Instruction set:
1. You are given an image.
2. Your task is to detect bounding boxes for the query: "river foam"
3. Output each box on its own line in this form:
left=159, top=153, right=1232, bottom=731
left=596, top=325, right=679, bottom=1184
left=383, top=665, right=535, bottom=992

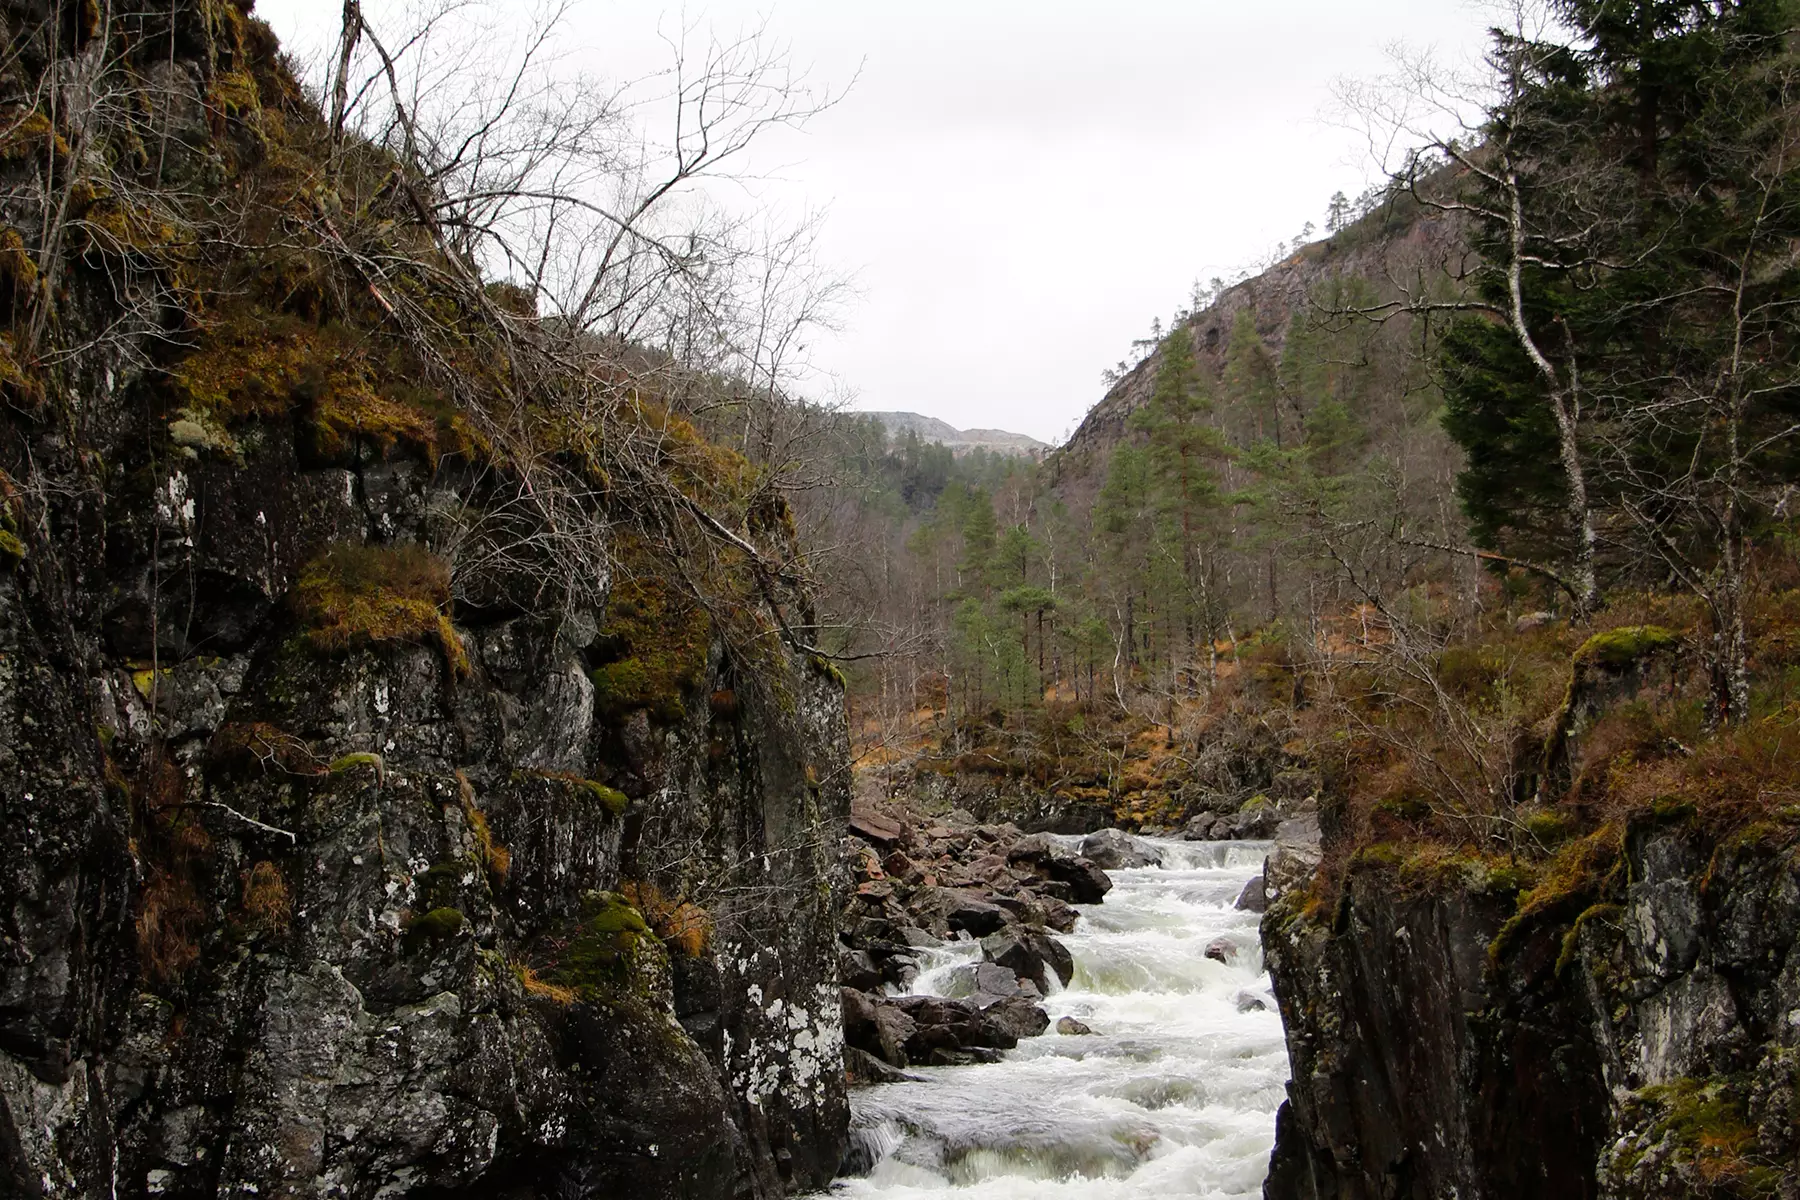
left=826, top=837, right=1289, bottom=1198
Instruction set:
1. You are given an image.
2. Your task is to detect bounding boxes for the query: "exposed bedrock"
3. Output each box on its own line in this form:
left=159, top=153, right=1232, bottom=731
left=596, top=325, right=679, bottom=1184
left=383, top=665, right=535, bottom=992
left=1263, top=817, right=1800, bottom=1200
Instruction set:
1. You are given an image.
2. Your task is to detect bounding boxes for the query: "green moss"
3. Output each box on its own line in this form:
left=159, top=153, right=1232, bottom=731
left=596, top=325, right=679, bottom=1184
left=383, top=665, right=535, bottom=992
left=169, top=307, right=445, bottom=463
left=1556, top=903, right=1622, bottom=975
left=589, top=562, right=709, bottom=725
left=1522, top=808, right=1576, bottom=846
left=405, top=906, right=464, bottom=946
left=1611, top=1076, right=1782, bottom=1196
left=807, top=654, right=848, bottom=689
left=414, top=860, right=470, bottom=911
left=1349, top=842, right=1406, bottom=872
left=1375, top=794, right=1431, bottom=821
left=1490, top=824, right=1623, bottom=963
left=1574, top=624, right=1679, bottom=668
left=0, top=528, right=24, bottom=561
left=329, top=751, right=385, bottom=777
left=1650, top=794, right=1699, bottom=824
left=544, top=891, right=658, bottom=997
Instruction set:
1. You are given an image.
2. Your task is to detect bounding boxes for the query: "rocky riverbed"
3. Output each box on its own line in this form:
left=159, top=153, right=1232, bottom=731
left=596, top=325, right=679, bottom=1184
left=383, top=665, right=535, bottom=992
left=829, top=801, right=1287, bottom=1195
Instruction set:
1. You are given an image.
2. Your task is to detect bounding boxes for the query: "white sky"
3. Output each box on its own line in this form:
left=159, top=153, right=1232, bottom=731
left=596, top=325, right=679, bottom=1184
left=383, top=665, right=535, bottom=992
left=254, top=1, right=1497, bottom=445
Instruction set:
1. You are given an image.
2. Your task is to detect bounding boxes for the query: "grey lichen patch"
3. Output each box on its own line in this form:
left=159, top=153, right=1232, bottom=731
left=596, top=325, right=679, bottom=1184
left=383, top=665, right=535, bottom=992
left=168, top=406, right=243, bottom=461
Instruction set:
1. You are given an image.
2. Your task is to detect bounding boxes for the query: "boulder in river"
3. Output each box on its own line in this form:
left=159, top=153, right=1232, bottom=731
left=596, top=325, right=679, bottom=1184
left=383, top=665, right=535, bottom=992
left=944, top=961, right=1022, bottom=1003
left=1056, top=1016, right=1094, bottom=1036
left=943, top=889, right=1009, bottom=936
left=1205, top=937, right=1237, bottom=964
left=1234, top=874, right=1268, bottom=914
left=1079, top=829, right=1164, bottom=869
left=839, top=945, right=885, bottom=992
left=845, top=1046, right=920, bottom=1085
left=841, top=988, right=918, bottom=1068
left=1006, top=834, right=1114, bottom=904
left=895, top=996, right=1006, bottom=1059
left=980, top=995, right=1051, bottom=1042
left=982, top=929, right=1074, bottom=992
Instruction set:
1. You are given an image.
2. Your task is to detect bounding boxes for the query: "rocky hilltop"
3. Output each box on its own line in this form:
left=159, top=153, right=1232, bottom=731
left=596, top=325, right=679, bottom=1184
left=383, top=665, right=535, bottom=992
left=0, top=3, right=848, bottom=1197
left=861, top=411, right=1049, bottom=458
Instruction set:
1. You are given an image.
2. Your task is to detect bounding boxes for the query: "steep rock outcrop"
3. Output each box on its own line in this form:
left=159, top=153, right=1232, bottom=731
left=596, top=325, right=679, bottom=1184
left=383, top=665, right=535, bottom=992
left=0, top=4, right=850, bottom=1197
left=1263, top=817, right=1800, bottom=1200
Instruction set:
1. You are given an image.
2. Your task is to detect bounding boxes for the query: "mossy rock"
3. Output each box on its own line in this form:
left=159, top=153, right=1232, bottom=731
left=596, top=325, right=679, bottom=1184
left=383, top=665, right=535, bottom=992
left=0, top=527, right=25, bottom=562
left=1375, top=794, right=1431, bottom=821
left=1349, top=843, right=1405, bottom=872
left=1574, top=625, right=1679, bottom=669
left=1606, top=1075, right=1781, bottom=1194
left=576, top=780, right=630, bottom=818
left=1522, top=808, right=1576, bottom=846
left=414, top=860, right=472, bottom=911
left=329, top=751, right=385, bottom=777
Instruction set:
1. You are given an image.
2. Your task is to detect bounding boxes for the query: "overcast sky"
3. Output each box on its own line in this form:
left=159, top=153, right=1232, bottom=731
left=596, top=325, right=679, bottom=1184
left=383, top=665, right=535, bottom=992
left=255, top=1, right=1496, bottom=445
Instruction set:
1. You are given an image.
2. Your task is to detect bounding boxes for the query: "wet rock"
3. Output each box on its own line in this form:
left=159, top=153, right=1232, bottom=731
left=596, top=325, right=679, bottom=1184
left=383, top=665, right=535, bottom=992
left=1182, top=812, right=1226, bottom=841
left=839, top=946, right=885, bottom=993
left=1006, top=835, right=1113, bottom=905
left=893, top=995, right=1019, bottom=1055
left=841, top=989, right=916, bottom=1068
left=1204, top=937, right=1236, bottom=964
left=1234, top=874, right=1268, bottom=913
left=926, top=1046, right=1004, bottom=1067
left=982, top=929, right=1075, bottom=992
left=1056, top=1016, right=1093, bottom=1036
left=1079, top=828, right=1165, bottom=869
left=844, top=1046, right=918, bottom=1085
left=942, top=889, right=1008, bottom=937
left=979, top=995, right=1050, bottom=1042
left=943, top=961, right=1021, bottom=1003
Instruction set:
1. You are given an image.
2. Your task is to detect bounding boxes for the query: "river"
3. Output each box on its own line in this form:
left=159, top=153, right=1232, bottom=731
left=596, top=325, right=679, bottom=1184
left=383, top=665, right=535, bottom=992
left=826, top=837, right=1289, bottom=1198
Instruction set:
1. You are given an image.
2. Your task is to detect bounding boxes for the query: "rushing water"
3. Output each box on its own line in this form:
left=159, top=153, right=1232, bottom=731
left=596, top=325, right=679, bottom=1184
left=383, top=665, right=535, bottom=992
left=826, top=837, right=1289, bottom=1199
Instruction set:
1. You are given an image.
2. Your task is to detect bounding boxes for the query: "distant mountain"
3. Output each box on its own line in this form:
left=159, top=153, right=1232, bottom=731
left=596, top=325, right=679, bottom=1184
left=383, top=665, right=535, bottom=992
left=861, top=411, right=1050, bottom=458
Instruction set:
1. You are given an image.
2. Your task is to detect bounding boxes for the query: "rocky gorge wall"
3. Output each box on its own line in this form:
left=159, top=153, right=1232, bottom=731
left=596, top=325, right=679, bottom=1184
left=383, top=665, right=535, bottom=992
left=1261, top=790, right=1800, bottom=1199
left=0, top=4, right=850, bottom=1197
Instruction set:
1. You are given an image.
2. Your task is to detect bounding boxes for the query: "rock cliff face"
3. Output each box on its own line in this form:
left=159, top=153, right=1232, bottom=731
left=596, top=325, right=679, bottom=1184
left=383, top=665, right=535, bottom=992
left=0, top=4, right=849, bottom=1197
left=1262, top=806, right=1800, bottom=1198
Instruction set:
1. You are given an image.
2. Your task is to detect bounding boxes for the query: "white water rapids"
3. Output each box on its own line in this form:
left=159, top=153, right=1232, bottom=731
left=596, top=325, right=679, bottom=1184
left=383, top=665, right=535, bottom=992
left=825, top=837, right=1289, bottom=1199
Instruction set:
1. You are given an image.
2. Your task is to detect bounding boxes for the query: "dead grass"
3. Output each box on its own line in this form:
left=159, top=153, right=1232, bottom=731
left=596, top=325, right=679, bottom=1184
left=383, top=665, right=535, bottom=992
left=620, top=880, right=712, bottom=958
left=240, top=860, right=291, bottom=933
